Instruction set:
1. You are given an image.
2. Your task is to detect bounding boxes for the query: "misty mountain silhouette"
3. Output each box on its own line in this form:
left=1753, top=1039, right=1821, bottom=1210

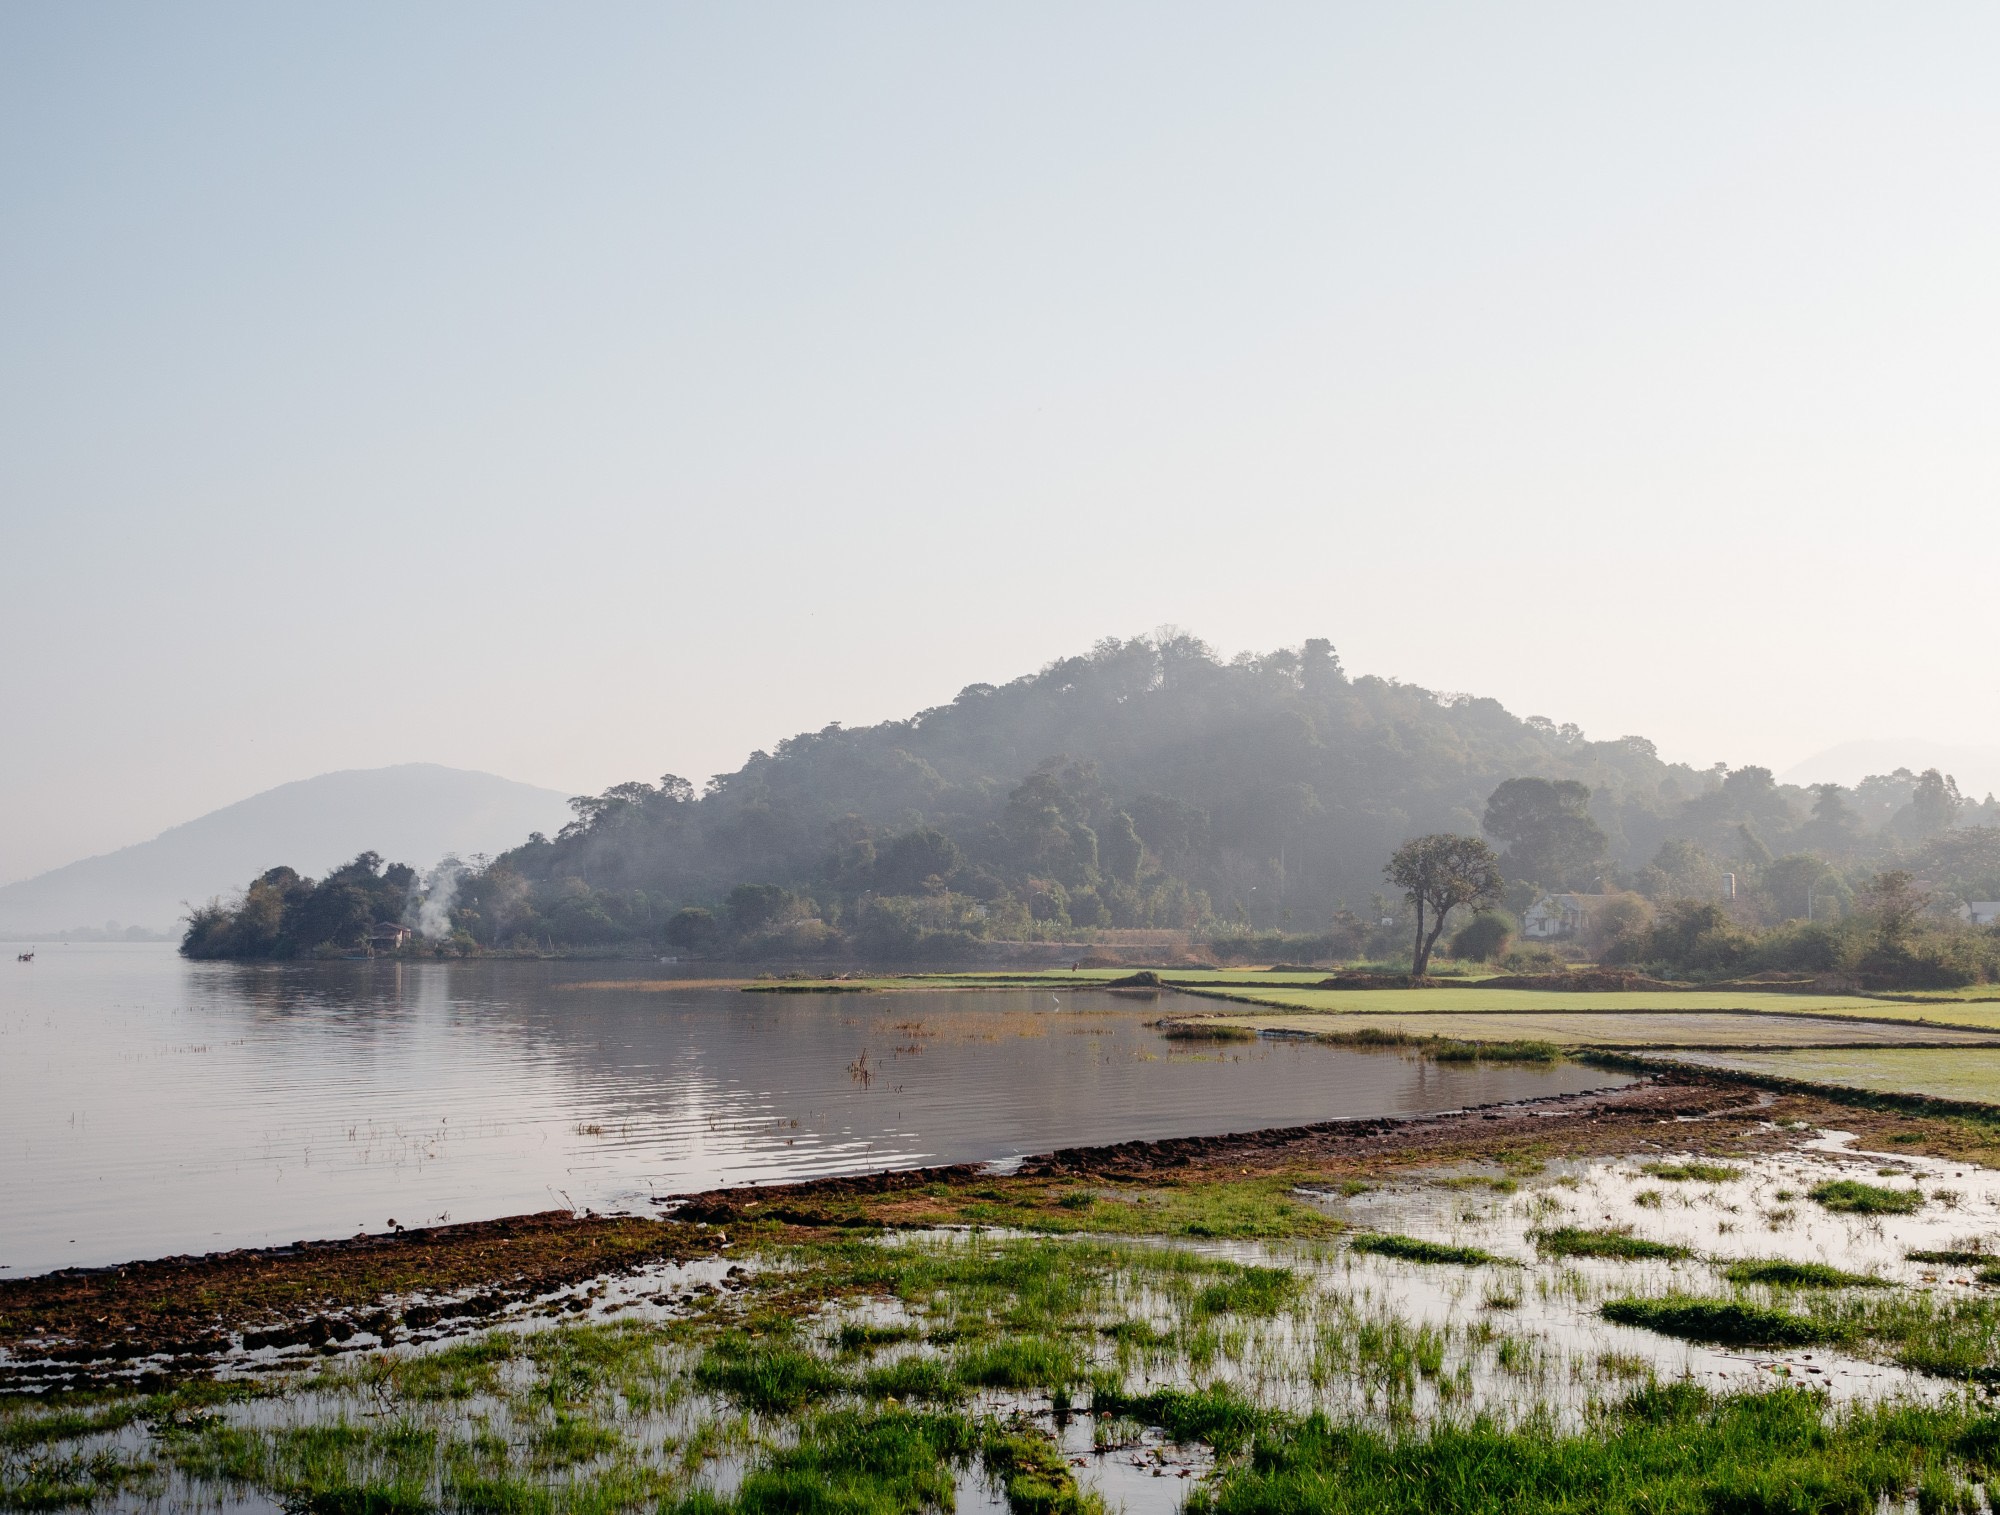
left=0, top=765, right=571, bottom=937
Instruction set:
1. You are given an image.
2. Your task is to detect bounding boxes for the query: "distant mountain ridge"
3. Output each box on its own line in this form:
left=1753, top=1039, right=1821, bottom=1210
left=1783, top=741, right=2000, bottom=801
left=0, top=765, right=572, bottom=937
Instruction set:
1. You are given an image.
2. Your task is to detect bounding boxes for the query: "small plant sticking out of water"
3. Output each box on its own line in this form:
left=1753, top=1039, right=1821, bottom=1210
left=1481, top=1287, right=1522, bottom=1310
left=1633, top=1190, right=1664, bottom=1210
left=1349, top=1233, right=1506, bottom=1267
left=1722, top=1260, right=1891, bottom=1289
left=1600, top=1295, right=1829, bottom=1347
left=1810, top=1179, right=1923, bottom=1215
left=1531, top=1227, right=1692, bottom=1261
left=1639, top=1162, right=1741, bottom=1183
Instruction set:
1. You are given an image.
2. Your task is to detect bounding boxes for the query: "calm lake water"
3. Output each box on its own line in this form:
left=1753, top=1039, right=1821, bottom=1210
left=0, top=945, right=1628, bottom=1275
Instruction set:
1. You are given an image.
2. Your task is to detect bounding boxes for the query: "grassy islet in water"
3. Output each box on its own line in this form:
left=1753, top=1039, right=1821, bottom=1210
left=1810, top=1179, right=1925, bottom=1215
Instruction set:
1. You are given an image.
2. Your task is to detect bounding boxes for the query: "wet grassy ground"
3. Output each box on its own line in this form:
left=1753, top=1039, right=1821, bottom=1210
left=8, top=1075, right=2000, bottom=1512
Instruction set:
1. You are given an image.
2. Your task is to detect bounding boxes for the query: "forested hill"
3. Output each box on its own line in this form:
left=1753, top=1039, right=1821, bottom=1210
left=183, top=633, right=2000, bottom=960
left=445, top=634, right=1787, bottom=950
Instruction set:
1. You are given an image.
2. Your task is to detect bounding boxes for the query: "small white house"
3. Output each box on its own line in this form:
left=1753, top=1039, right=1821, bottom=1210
left=1521, top=893, right=1620, bottom=940
left=1968, top=902, right=2000, bottom=927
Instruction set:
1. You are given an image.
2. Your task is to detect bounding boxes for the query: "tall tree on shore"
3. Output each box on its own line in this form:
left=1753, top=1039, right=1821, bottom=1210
left=1385, top=834, right=1504, bottom=976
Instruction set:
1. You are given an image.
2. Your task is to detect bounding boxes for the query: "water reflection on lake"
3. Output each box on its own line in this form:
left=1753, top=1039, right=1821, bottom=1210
left=0, top=946, right=1628, bottom=1274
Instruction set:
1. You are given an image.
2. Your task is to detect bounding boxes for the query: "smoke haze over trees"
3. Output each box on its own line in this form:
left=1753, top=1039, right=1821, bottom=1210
left=180, top=633, right=2000, bottom=966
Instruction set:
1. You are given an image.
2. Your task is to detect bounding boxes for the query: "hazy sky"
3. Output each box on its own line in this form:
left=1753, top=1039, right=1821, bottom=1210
left=5, top=3, right=1999, bottom=885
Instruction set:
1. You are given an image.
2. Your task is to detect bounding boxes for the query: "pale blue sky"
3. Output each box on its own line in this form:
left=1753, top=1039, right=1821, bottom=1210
left=5, top=3, right=1999, bottom=882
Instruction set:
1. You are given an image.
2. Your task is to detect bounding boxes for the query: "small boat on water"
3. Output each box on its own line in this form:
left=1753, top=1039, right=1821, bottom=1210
left=15, top=951, right=33, bottom=963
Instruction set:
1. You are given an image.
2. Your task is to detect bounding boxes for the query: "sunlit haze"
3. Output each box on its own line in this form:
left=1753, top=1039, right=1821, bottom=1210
left=5, top=3, right=1998, bottom=883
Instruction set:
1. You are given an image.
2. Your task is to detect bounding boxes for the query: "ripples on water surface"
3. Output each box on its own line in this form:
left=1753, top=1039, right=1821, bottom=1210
left=1, top=945, right=1627, bottom=1273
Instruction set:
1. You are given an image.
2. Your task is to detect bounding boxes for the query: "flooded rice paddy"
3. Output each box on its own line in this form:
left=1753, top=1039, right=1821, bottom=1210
left=0, top=947, right=1626, bottom=1274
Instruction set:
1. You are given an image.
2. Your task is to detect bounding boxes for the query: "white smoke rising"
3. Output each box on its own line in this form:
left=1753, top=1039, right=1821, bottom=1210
left=404, top=856, right=467, bottom=940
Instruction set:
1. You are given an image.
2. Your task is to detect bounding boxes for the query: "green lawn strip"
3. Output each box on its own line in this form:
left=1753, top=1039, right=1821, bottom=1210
left=1178, top=984, right=1925, bottom=1016
left=1183, top=1387, right=1998, bottom=1515
left=1348, top=1233, right=1507, bottom=1267
left=1633, top=1047, right=2000, bottom=1114
left=1810, top=1179, right=1924, bottom=1215
left=1530, top=1227, right=1692, bottom=1261
left=1722, top=1260, right=1890, bottom=1289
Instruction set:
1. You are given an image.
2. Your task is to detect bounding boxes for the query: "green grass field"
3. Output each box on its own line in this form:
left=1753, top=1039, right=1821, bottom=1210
left=1180, top=984, right=2000, bottom=1032
left=1644, top=1047, right=2000, bottom=1106
left=1189, top=1009, right=1999, bottom=1049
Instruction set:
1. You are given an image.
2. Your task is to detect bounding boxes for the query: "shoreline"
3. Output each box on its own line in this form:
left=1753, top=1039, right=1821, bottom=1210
left=14, top=1067, right=1978, bottom=1393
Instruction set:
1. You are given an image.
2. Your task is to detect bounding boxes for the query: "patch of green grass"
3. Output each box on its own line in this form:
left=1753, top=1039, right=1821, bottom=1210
left=334, top=1331, right=519, bottom=1404
left=981, top=1428, right=1105, bottom=1515
left=1191, top=1264, right=1299, bottom=1317
left=1184, top=1388, right=2000, bottom=1515
left=1810, top=1179, right=1924, bottom=1215
left=165, top=1417, right=439, bottom=1515
left=1530, top=1227, right=1692, bottom=1261
left=1348, top=1233, right=1505, bottom=1267
left=0, top=1403, right=146, bottom=1451
left=919, top=1177, right=1339, bottom=1241
left=1640, top=1161, right=1742, bottom=1182
left=836, top=1323, right=921, bottom=1354
left=713, top=1408, right=978, bottom=1515
left=694, top=1336, right=845, bottom=1412
left=1602, top=1295, right=1829, bottom=1347
left=1723, top=1260, right=1890, bottom=1289
left=1090, top=1383, right=1263, bottom=1456
left=526, top=1413, right=620, bottom=1472
left=952, top=1336, right=1082, bottom=1390
left=860, top=1356, right=965, bottom=1403
left=0, top=1447, right=155, bottom=1510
